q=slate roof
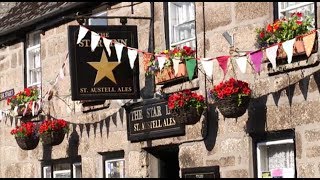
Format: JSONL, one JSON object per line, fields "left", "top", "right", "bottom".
{"left": 0, "top": 2, "right": 77, "bottom": 33}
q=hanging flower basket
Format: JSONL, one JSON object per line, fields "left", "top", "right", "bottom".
{"left": 210, "top": 78, "right": 252, "bottom": 118}
{"left": 168, "top": 89, "right": 206, "bottom": 125}
{"left": 15, "top": 136, "right": 39, "bottom": 150}
{"left": 215, "top": 95, "right": 250, "bottom": 118}
{"left": 11, "top": 121, "right": 39, "bottom": 150}
{"left": 171, "top": 107, "right": 204, "bottom": 125}
{"left": 39, "top": 119, "right": 69, "bottom": 146}
{"left": 40, "top": 129, "right": 66, "bottom": 146}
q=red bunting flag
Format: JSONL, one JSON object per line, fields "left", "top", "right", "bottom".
{"left": 216, "top": 56, "right": 230, "bottom": 76}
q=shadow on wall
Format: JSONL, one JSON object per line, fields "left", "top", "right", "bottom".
{"left": 204, "top": 104, "right": 218, "bottom": 151}
{"left": 246, "top": 68, "right": 320, "bottom": 133}
{"left": 67, "top": 124, "right": 80, "bottom": 157}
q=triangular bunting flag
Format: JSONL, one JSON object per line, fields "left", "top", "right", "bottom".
{"left": 143, "top": 53, "right": 153, "bottom": 72}
{"left": 172, "top": 58, "right": 180, "bottom": 76}
{"left": 186, "top": 58, "right": 197, "bottom": 80}
{"left": 91, "top": 31, "right": 100, "bottom": 52}
{"left": 249, "top": 50, "right": 263, "bottom": 73}
{"left": 127, "top": 48, "right": 138, "bottom": 69}
{"left": 77, "top": 26, "right": 88, "bottom": 44}
{"left": 102, "top": 37, "right": 112, "bottom": 56}
{"left": 200, "top": 58, "right": 213, "bottom": 78}
{"left": 235, "top": 56, "right": 247, "bottom": 73}
{"left": 59, "top": 67, "right": 65, "bottom": 79}
{"left": 303, "top": 31, "right": 316, "bottom": 57}
{"left": 114, "top": 43, "right": 124, "bottom": 63}
{"left": 266, "top": 45, "right": 278, "bottom": 70}
{"left": 282, "top": 38, "right": 295, "bottom": 64}
{"left": 157, "top": 56, "right": 166, "bottom": 70}
{"left": 216, "top": 56, "right": 229, "bottom": 76}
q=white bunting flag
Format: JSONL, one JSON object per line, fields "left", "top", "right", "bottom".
{"left": 114, "top": 43, "right": 124, "bottom": 63}
{"left": 102, "top": 37, "right": 112, "bottom": 56}
{"left": 127, "top": 48, "right": 138, "bottom": 69}
{"left": 235, "top": 56, "right": 248, "bottom": 73}
{"left": 282, "top": 38, "right": 295, "bottom": 64}
{"left": 91, "top": 31, "right": 100, "bottom": 52}
{"left": 266, "top": 45, "right": 278, "bottom": 70}
{"left": 200, "top": 58, "right": 213, "bottom": 78}
{"left": 59, "top": 67, "right": 65, "bottom": 79}
{"left": 157, "top": 56, "right": 166, "bottom": 70}
{"left": 76, "top": 26, "right": 88, "bottom": 44}
{"left": 172, "top": 58, "right": 180, "bottom": 76}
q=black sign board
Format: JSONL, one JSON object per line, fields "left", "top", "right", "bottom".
{"left": 181, "top": 166, "right": 220, "bottom": 178}
{"left": 68, "top": 25, "right": 140, "bottom": 100}
{"left": 0, "top": 89, "right": 14, "bottom": 101}
{"left": 125, "top": 98, "right": 185, "bottom": 142}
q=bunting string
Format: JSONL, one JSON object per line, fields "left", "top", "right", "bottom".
{"left": 78, "top": 24, "right": 319, "bottom": 80}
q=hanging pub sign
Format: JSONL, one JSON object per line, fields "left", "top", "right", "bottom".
{"left": 125, "top": 98, "right": 185, "bottom": 142}
{"left": 68, "top": 25, "right": 140, "bottom": 100}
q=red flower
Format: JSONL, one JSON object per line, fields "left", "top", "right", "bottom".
{"left": 210, "top": 78, "right": 251, "bottom": 100}
{"left": 167, "top": 90, "right": 206, "bottom": 111}
{"left": 10, "top": 122, "right": 36, "bottom": 138}
{"left": 259, "top": 31, "right": 265, "bottom": 38}
{"left": 39, "top": 119, "right": 69, "bottom": 135}
{"left": 266, "top": 24, "right": 273, "bottom": 33}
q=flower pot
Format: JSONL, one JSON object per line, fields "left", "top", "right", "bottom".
{"left": 15, "top": 136, "right": 39, "bottom": 150}
{"left": 171, "top": 107, "right": 204, "bottom": 125}
{"left": 40, "top": 130, "right": 66, "bottom": 146}
{"left": 155, "top": 67, "right": 175, "bottom": 84}
{"left": 215, "top": 95, "right": 250, "bottom": 118}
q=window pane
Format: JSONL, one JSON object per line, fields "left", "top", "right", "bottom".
{"left": 89, "top": 11, "right": 108, "bottom": 26}
{"left": 169, "top": 2, "right": 196, "bottom": 48}
{"left": 278, "top": 2, "right": 315, "bottom": 27}
{"left": 105, "top": 159, "right": 125, "bottom": 178}
{"left": 257, "top": 141, "right": 295, "bottom": 178}
{"left": 73, "top": 163, "right": 82, "bottom": 178}
{"left": 43, "top": 166, "right": 52, "bottom": 178}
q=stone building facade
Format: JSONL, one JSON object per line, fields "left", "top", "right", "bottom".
{"left": 0, "top": 2, "right": 319, "bottom": 178}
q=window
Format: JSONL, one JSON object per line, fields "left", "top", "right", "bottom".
{"left": 252, "top": 130, "right": 296, "bottom": 178}
{"left": 105, "top": 159, "right": 125, "bottom": 178}
{"left": 101, "top": 150, "right": 125, "bottom": 178}
{"left": 257, "top": 139, "right": 295, "bottom": 178}
{"left": 42, "top": 157, "right": 82, "bottom": 178}
{"left": 89, "top": 5, "right": 108, "bottom": 26}
{"left": 26, "top": 32, "right": 41, "bottom": 88}
{"left": 277, "top": 2, "right": 316, "bottom": 27}
{"left": 168, "top": 2, "right": 196, "bottom": 49}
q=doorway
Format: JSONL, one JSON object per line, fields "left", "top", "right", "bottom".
{"left": 145, "top": 145, "right": 180, "bottom": 178}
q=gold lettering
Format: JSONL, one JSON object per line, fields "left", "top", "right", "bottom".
{"left": 133, "top": 123, "right": 140, "bottom": 131}
{"left": 131, "top": 109, "right": 143, "bottom": 121}
{"left": 80, "top": 88, "right": 87, "bottom": 93}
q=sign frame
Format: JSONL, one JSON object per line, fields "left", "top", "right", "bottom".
{"left": 181, "top": 166, "right": 220, "bottom": 178}
{"left": 125, "top": 98, "right": 185, "bottom": 142}
{"left": 68, "top": 25, "right": 140, "bottom": 100}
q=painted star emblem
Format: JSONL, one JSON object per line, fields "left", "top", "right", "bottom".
{"left": 87, "top": 49, "right": 120, "bottom": 85}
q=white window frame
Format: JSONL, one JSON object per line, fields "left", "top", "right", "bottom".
{"left": 26, "top": 33, "right": 41, "bottom": 88}
{"left": 278, "top": 2, "right": 315, "bottom": 20}
{"left": 257, "top": 139, "right": 295, "bottom": 178}
{"left": 43, "top": 166, "right": 51, "bottom": 178}
{"left": 72, "top": 162, "right": 82, "bottom": 178}
{"left": 105, "top": 158, "right": 125, "bottom": 178}
{"left": 168, "top": 2, "right": 196, "bottom": 48}
{"left": 53, "top": 169, "right": 71, "bottom": 178}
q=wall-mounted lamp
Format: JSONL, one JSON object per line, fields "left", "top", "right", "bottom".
{"left": 222, "top": 31, "right": 234, "bottom": 47}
